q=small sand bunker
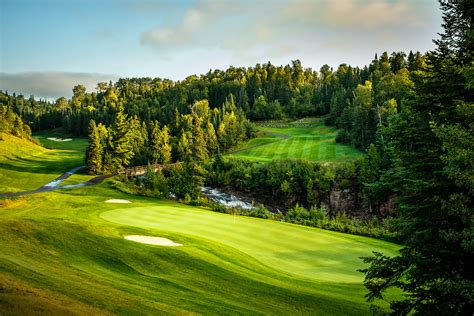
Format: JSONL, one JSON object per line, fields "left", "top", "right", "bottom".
{"left": 125, "top": 235, "right": 182, "bottom": 246}
{"left": 105, "top": 199, "right": 132, "bottom": 204}
{"left": 47, "top": 137, "right": 73, "bottom": 142}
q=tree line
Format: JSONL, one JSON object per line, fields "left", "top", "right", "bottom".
{"left": 1, "top": 50, "right": 423, "bottom": 148}
{"left": 0, "top": 100, "right": 32, "bottom": 140}
{"left": 86, "top": 97, "right": 253, "bottom": 174}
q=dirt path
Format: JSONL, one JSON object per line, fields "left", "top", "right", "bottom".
{"left": 228, "top": 131, "right": 290, "bottom": 155}
{"left": 0, "top": 166, "right": 111, "bottom": 198}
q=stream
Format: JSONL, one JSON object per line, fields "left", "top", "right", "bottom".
{"left": 201, "top": 187, "right": 254, "bottom": 210}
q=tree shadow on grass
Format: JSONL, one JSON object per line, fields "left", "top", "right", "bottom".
{"left": 0, "top": 152, "right": 83, "bottom": 175}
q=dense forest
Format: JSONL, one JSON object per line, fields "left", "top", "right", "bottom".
{"left": 0, "top": 50, "right": 423, "bottom": 151}
{"left": 0, "top": 0, "right": 472, "bottom": 314}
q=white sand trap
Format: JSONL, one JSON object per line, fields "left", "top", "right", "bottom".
{"left": 105, "top": 199, "right": 132, "bottom": 204}
{"left": 124, "top": 235, "right": 182, "bottom": 246}
{"left": 47, "top": 137, "right": 72, "bottom": 142}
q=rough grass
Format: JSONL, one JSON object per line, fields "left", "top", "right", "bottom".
{"left": 0, "top": 131, "right": 399, "bottom": 314}
{"left": 228, "top": 119, "right": 363, "bottom": 162}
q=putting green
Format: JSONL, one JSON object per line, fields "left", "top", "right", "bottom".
{"left": 101, "top": 202, "right": 399, "bottom": 283}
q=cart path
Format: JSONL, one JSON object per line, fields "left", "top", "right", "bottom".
{"left": 0, "top": 165, "right": 111, "bottom": 197}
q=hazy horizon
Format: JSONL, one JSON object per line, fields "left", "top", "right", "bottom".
{"left": 0, "top": 0, "right": 442, "bottom": 99}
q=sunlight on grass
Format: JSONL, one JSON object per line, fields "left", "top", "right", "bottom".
{"left": 228, "top": 119, "right": 363, "bottom": 162}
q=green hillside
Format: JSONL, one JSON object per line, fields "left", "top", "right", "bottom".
{"left": 0, "top": 133, "right": 87, "bottom": 193}
{"left": 0, "top": 132, "right": 399, "bottom": 314}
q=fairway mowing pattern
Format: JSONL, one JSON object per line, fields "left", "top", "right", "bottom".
{"left": 228, "top": 119, "right": 363, "bottom": 162}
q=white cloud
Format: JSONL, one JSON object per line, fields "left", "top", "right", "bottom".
{"left": 0, "top": 72, "right": 119, "bottom": 100}
{"left": 139, "top": 0, "right": 439, "bottom": 67}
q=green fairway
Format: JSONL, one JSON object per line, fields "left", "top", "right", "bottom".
{"left": 0, "top": 133, "right": 86, "bottom": 193}
{"left": 228, "top": 118, "right": 363, "bottom": 162}
{"left": 33, "top": 130, "right": 89, "bottom": 152}
{"left": 0, "top": 132, "right": 399, "bottom": 314}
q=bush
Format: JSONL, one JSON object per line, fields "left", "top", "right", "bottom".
{"left": 285, "top": 204, "right": 396, "bottom": 240}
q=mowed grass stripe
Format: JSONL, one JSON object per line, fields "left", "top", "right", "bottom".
{"left": 229, "top": 119, "right": 363, "bottom": 162}
{"left": 302, "top": 136, "right": 315, "bottom": 159}
{"left": 311, "top": 138, "right": 320, "bottom": 160}
{"left": 273, "top": 138, "right": 289, "bottom": 160}
{"left": 326, "top": 143, "right": 337, "bottom": 160}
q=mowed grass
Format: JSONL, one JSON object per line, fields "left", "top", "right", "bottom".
{"left": 33, "top": 130, "right": 89, "bottom": 152}
{"left": 0, "top": 133, "right": 87, "bottom": 193}
{"left": 0, "top": 186, "right": 400, "bottom": 315}
{"left": 0, "top": 132, "right": 400, "bottom": 314}
{"left": 228, "top": 119, "right": 363, "bottom": 162}
{"left": 101, "top": 203, "right": 399, "bottom": 283}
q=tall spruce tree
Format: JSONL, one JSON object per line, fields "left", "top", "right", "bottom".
{"left": 109, "top": 104, "right": 134, "bottom": 171}
{"left": 360, "top": 1, "right": 474, "bottom": 314}
{"left": 86, "top": 120, "right": 103, "bottom": 174}
{"left": 151, "top": 121, "right": 172, "bottom": 164}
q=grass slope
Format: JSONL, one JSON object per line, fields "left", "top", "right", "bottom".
{"left": 0, "top": 132, "right": 88, "bottom": 193}
{"left": 228, "top": 119, "right": 363, "bottom": 162}
{"left": 101, "top": 203, "right": 399, "bottom": 283}
{"left": 0, "top": 131, "right": 399, "bottom": 314}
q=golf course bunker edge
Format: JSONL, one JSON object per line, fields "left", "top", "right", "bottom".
{"left": 124, "top": 235, "right": 182, "bottom": 247}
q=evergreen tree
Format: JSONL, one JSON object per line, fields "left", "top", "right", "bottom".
{"left": 109, "top": 105, "right": 134, "bottom": 171}
{"left": 177, "top": 130, "right": 192, "bottom": 162}
{"left": 151, "top": 122, "right": 172, "bottom": 164}
{"left": 159, "top": 125, "right": 172, "bottom": 164}
{"left": 86, "top": 120, "right": 103, "bottom": 174}
{"left": 190, "top": 115, "right": 208, "bottom": 161}
{"left": 361, "top": 1, "right": 474, "bottom": 314}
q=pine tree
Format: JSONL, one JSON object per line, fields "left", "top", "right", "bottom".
{"left": 360, "top": 1, "right": 474, "bottom": 314}
{"left": 151, "top": 122, "right": 172, "bottom": 164}
{"left": 109, "top": 105, "right": 134, "bottom": 172}
{"left": 86, "top": 120, "right": 103, "bottom": 174}
{"left": 159, "top": 125, "right": 172, "bottom": 164}
{"left": 190, "top": 115, "right": 208, "bottom": 161}
{"left": 206, "top": 122, "right": 219, "bottom": 154}
{"left": 177, "top": 130, "right": 192, "bottom": 162}
{"left": 150, "top": 121, "right": 161, "bottom": 164}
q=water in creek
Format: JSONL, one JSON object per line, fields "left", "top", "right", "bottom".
{"left": 201, "top": 187, "right": 254, "bottom": 210}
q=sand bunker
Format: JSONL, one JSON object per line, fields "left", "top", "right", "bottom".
{"left": 124, "top": 235, "right": 182, "bottom": 246}
{"left": 47, "top": 137, "right": 72, "bottom": 142}
{"left": 105, "top": 199, "right": 132, "bottom": 204}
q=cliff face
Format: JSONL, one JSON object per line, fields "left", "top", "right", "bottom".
{"left": 323, "top": 184, "right": 396, "bottom": 218}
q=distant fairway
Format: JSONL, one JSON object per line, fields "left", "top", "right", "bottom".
{"left": 0, "top": 133, "right": 88, "bottom": 193}
{"left": 228, "top": 119, "right": 363, "bottom": 162}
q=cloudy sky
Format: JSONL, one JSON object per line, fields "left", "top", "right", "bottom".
{"left": 0, "top": 0, "right": 442, "bottom": 99}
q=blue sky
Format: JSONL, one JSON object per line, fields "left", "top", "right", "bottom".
{"left": 0, "top": 0, "right": 442, "bottom": 99}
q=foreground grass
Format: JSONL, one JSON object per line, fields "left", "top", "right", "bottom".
{"left": 228, "top": 118, "right": 363, "bottom": 162}
{"left": 0, "top": 132, "right": 399, "bottom": 314}
{"left": 0, "top": 185, "right": 399, "bottom": 315}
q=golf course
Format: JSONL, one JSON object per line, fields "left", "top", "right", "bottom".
{"left": 0, "top": 131, "right": 400, "bottom": 314}
{"left": 227, "top": 118, "right": 363, "bottom": 162}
